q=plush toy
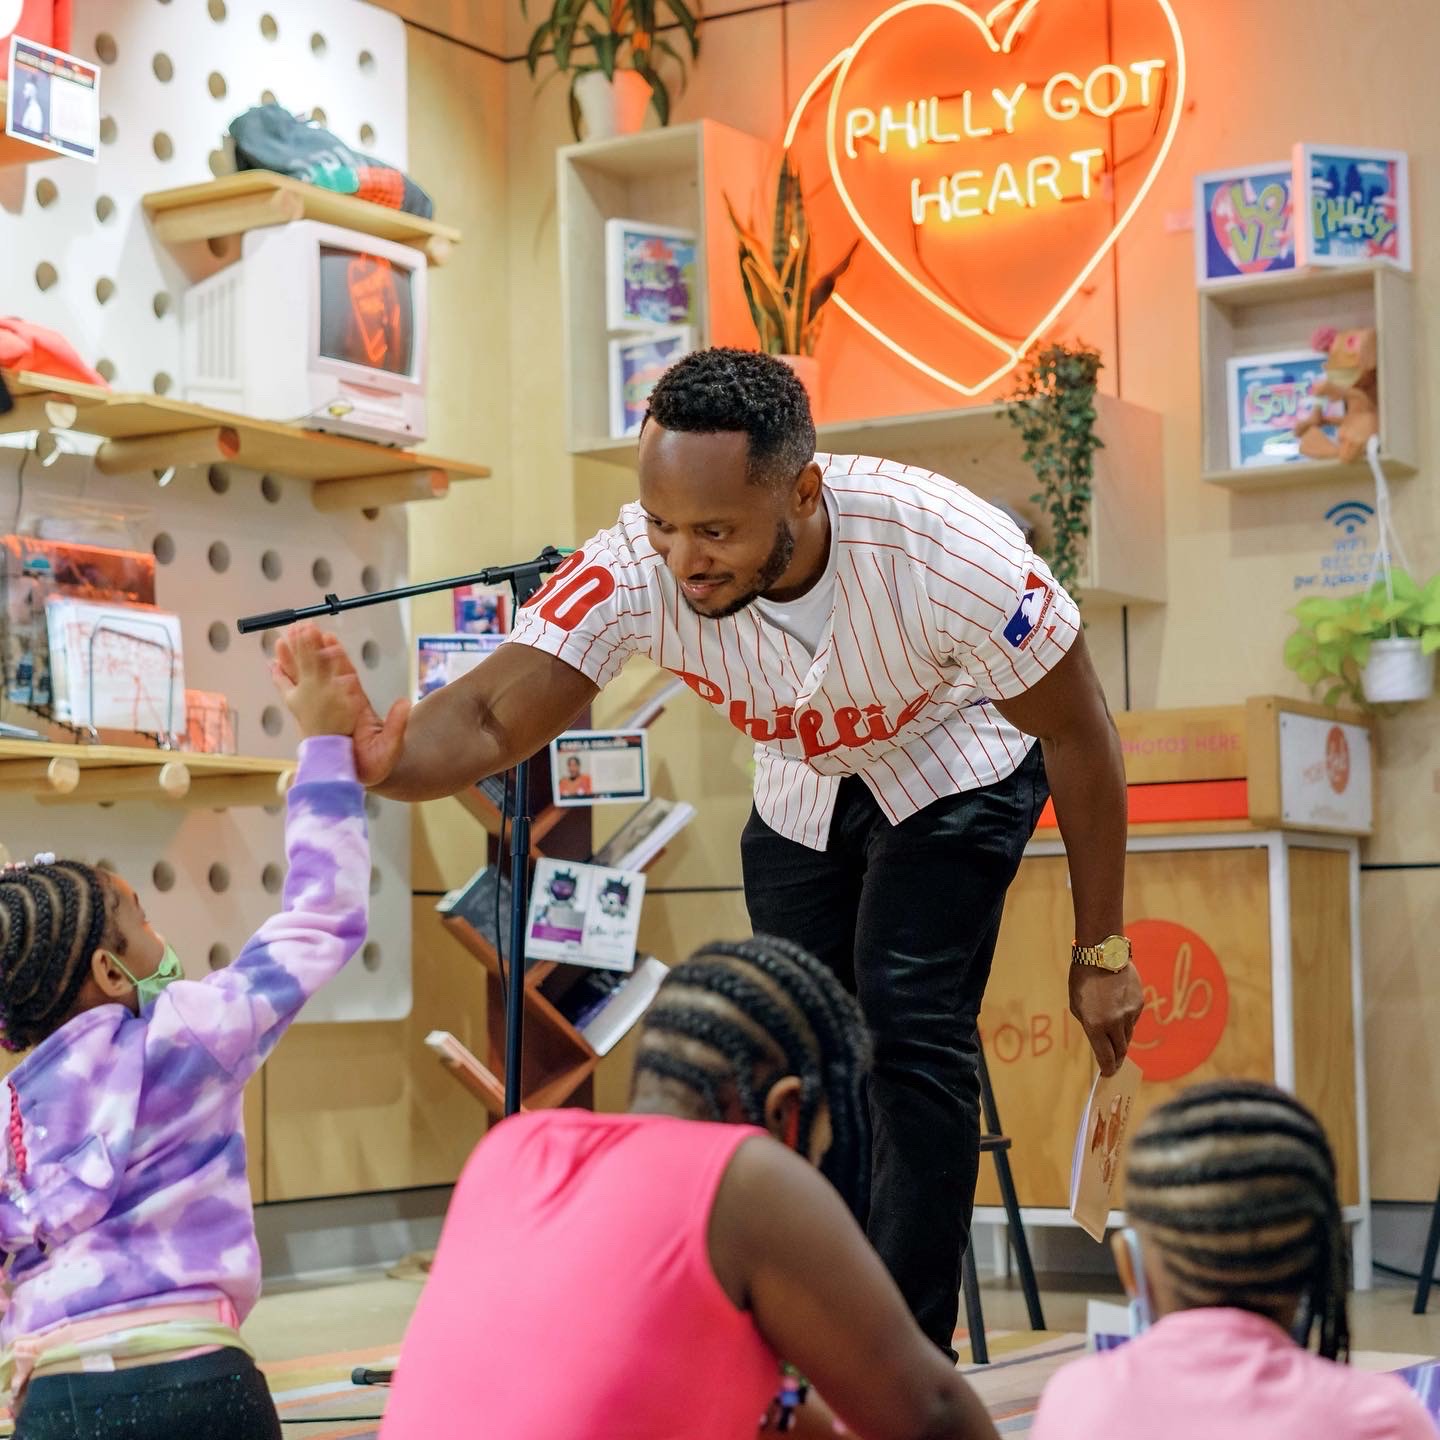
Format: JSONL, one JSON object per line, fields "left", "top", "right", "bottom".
{"left": 1293, "top": 324, "right": 1378, "bottom": 463}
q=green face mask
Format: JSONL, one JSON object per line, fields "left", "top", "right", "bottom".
{"left": 110, "top": 941, "right": 183, "bottom": 1010}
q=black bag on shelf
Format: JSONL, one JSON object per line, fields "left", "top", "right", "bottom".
{"left": 229, "top": 103, "right": 434, "bottom": 219}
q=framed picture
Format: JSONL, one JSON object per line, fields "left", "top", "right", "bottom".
{"left": 1226, "top": 349, "right": 1340, "bottom": 470}
{"left": 549, "top": 730, "right": 649, "bottom": 808}
{"left": 604, "top": 219, "right": 698, "bottom": 330}
{"left": 6, "top": 34, "right": 99, "bottom": 162}
{"left": 1294, "top": 144, "right": 1410, "bottom": 270}
{"left": 608, "top": 327, "right": 693, "bottom": 438}
{"left": 1193, "top": 163, "right": 1295, "bottom": 286}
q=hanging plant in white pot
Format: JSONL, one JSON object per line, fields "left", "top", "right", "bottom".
{"left": 521, "top": 0, "right": 700, "bottom": 141}
{"left": 1283, "top": 439, "right": 1439, "bottom": 707}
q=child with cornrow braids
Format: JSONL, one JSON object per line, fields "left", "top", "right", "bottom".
{"left": 381, "top": 935, "right": 1000, "bottom": 1440}
{"left": 0, "top": 626, "right": 377, "bottom": 1440}
{"left": 1032, "top": 1080, "right": 1434, "bottom": 1440}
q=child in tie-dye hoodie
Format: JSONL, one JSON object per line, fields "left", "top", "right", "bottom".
{"left": 0, "top": 626, "right": 372, "bottom": 1440}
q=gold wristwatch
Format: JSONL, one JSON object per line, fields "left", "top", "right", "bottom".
{"left": 1071, "top": 934, "right": 1133, "bottom": 971}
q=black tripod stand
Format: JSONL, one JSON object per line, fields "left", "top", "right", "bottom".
{"left": 238, "top": 544, "right": 570, "bottom": 1119}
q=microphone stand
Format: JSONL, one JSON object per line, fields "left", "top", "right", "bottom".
{"left": 237, "top": 545, "right": 571, "bottom": 1119}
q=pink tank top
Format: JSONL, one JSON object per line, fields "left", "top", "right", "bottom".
{"left": 380, "top": 1110, "right": 782, "bottom": 1440}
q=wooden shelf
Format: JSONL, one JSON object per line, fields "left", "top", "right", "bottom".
{"left": 1203, "top": 451, "right": 1418, "bottom": 493}
{"left": 1199, "top": 262, "right": 1408, "bottom": 309}
{"left": 559, "top": 120, "right": 771, "bottom": 452}
{"left": 141, "top": 172, "right": 462, "bottom": 266}
{"left": 579, "top": 395, "right": 1167, "bottom": 609}
{"left": 0, "top": 83, "right": 60, "bottom": 168}
{"left": 0, "top": 369, "right": 489, "bottom": 508}
{"left": 0, "top": 740, "right": 294, "bottom": 808}
{"left": 1199, "top": 262, "right": 1417, "bottom": 490}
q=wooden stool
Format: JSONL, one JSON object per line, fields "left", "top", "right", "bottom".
{"left": 961, "top": 1049, "right": 1045, "bottom": 1364}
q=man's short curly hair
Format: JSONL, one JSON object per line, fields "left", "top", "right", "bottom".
{"left": 644, "top": 348, "right": 816, "bottom": 487}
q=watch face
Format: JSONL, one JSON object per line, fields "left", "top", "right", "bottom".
{"left": 1100, "top": 936, "right": 1132, "bottom": 970}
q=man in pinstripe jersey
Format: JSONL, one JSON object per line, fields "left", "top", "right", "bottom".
{"left": 291, "top": 349, "right": 1142, "bottom": 1355}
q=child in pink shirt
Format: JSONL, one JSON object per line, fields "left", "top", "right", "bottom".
{"left": 1032, "top": 1081, "right": 1435, "bottom": 1440}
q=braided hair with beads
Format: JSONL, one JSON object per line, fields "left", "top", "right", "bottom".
{"left": 633, "top": 934, "right": 871, "bottom": 1214}
{"left": 0, "top": 859, "right": 122, "bottom": 1054}
{"left": 1124, "top": 1079, "right": 1350, "bottom": 1360}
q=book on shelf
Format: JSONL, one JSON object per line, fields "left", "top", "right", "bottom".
{"left": 544, "top": 955, "right": 669, "bottom": 1056}
{"left": 589, "top": 796, "right": 695, "bottom": 872}
{"left": 438, "top": 863, "right": 546, "bottom": 974}
{"left": 526, "top": 858, "right": 645, "bottom": 972}
{"left": 417, "top": 632, "right": 503, "bottom": 700}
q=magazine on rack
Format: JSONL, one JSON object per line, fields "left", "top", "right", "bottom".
{"left": 589, "top": 797, "right": 695, "bottom": 872}
{"left": 526, "top": 858, "right": 645, "bottom": 972}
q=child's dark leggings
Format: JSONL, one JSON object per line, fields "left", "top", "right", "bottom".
{"left": 14, "top": 1347, "right": 281, "bottom": 1440}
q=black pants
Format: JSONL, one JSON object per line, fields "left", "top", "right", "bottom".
{"left": 742, "top": 745, "right": 1048, "bottom": 1354}
{"left": 15, "top": 1347, "right": 282, "bottom": 1440}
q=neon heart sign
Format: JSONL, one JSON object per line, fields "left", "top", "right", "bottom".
{"left": 784, "top": 0, "right": 1186, "bottom": 397}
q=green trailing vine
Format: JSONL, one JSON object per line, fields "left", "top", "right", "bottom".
{"left": 1004, "top": 342, "right": 1104, "bottom": 601}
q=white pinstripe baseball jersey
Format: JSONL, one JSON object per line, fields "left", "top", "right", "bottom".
{"left": 508, "top": 454, "right": 1081, "bottom": 851}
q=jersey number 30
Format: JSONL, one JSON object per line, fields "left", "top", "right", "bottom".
{"left": 526, "top": 549, "right": 616, "bottom": 632}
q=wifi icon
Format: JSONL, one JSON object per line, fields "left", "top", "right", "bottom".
{"left": 1325, "top": 500, "right": 1373, "bottom": 535}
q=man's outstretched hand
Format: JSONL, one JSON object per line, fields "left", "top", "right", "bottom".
{"left": 273, "top": 622, "right": 410, "bottom": 786}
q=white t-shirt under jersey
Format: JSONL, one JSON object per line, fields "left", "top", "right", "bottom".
{"left": 752, "top": 487, "right": 840, "bottom": 657}
{"left": 507, "top": 454, "right": 1079, "bottom": 851}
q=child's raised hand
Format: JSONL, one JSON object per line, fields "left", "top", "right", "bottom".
{"left": 272, "top": 624, "right": 370, "bottom": 739}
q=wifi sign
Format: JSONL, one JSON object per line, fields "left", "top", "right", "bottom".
{"left": 1325, "top": 500, "right": 1373, "bottom": 535}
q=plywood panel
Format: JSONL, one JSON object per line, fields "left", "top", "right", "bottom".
{"left": 1362, "top": 867, "right": 1440, "bottom": 1202}
{"left": 1288, "top": 848, "right": 1359, "bottom": 1206}
{"left": 977, "top": 846, "right": 1274, "bottom": 1209}
{"left": 264, "top": 898, "right": 490, "bottom": 1200}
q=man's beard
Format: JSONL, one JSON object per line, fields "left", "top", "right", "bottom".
{"left": 682, "top": 521, "right": 795, "bottom": 619}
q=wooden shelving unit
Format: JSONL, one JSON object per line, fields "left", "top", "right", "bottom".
{"left": 558, "top": 120, "right": 771, "bottom": 453}
{"left": 1199, "top": 262, "right": 1417, "bottom": 492}
{"left": 142, "top": 172, "right": 462, "bottom": 266}
{"left": 576, "top": 395, "right": 1167, "bottom": 610}
{"left": 0, "top": 83, "right": 60, "bottom": 168}
{"left": 0, "top": 740, "right": 294, "bottom": 808}
{"left": 0, "top": 369, "right": 489, "bottom": 509}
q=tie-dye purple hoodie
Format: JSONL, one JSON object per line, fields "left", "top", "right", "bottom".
{"left": 0, "top": 735, "right": 367, "bottom": 1344}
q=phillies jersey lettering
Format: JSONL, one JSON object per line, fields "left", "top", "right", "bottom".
{"left": 509, "top": 455, "right": 1080, "bottom": 850}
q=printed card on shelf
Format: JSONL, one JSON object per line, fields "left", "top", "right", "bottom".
{"left": 604, "top": 219, "right": 697, "bottom": 330}
{"left": 44, "top": 598, "right": 185, "bottom": 737}
{"left": 526, "top": 859, "right": 645, "bottom": 972}
{"left": 1069, "top": 1057, "right": 1143, "bottom": 1242}
{"left": 550, "top": 729, "right": 649, "bottom": 808}
{"left": 416, "top": 632, "right": 503, "bottom": 699}
{"left": 1226, "top": 349, "right": 1340, "bottom": 469}
{"left": 1193, "top": 162, "right": 1295, "bottom": 286}
{"left": 608, "top": 328, "right": 694, "bottom": 438}
{"left": 1294, "top": 144, "right": 1410, "bottom": 270}
{"left": 6, "top": 34, "right": 99, "bottom": 162}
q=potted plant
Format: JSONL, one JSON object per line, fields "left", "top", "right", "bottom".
{"left": 1284, "top": 569, "right": 1440, "bottom": 707}
{"left": 1004, "top": 342, "right": 1105, "bottom": 601}
{"left": 521, "top": 0, "right": 700, "bottom": 141}
{"left": 726, "top": 155, "right": 860, "bottom": 412}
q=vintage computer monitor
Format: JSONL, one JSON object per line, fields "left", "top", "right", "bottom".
{"left": 182, "top": 219, "right": 428, "bottom": 446}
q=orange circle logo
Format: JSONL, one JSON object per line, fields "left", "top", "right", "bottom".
{"left": 1325, "top": 725, "right": 1350, "bottom": 794}
{"left": 1127, "top": 919, "right": 1229, "bottom": 1081}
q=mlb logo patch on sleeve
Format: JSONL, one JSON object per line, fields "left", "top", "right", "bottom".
{"left": 1000, "top": 572, "right": 1054, "bottom": 651}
